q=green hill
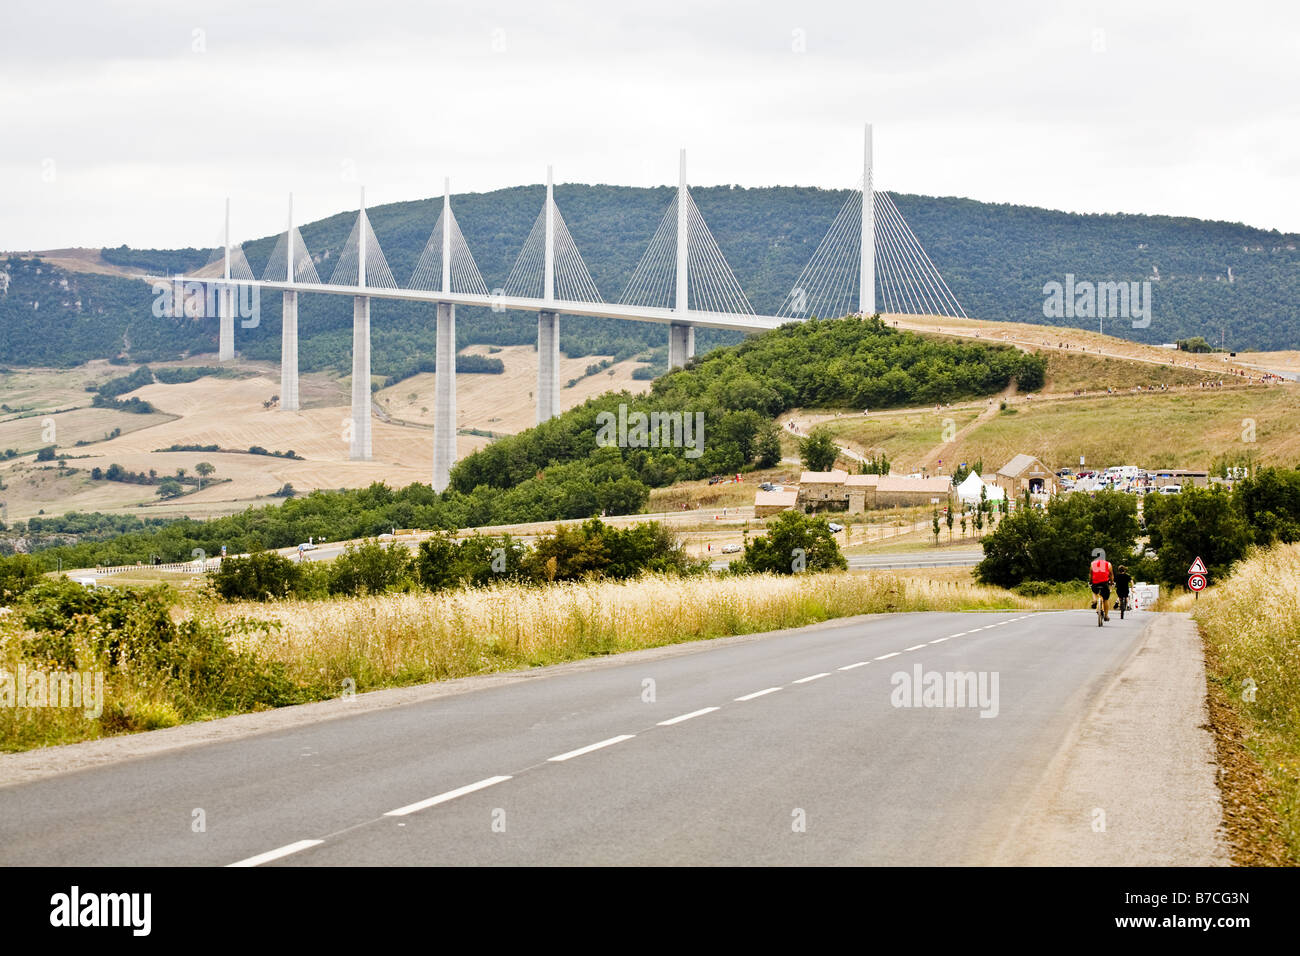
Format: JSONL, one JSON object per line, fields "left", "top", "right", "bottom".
{"left": 2, "top": 187, "right": 1297, "bottom": 372}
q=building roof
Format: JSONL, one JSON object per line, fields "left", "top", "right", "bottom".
{"left": 754, "top": 490, "right": 799, "bottom": 508}
{"left": 875, "top": 476, "right": 953, "bottom": 494}
{"left": 844, "top": 473, "right": 880, "bottom": 487}
{"left": 998, "top": 453, "right": 1046, "bottom": 478}
{"left": 799, "top": 469, "right": 849, "bottom": 484}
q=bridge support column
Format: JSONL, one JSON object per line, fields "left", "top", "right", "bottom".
{"left": 218, "top": 285, "right": 234, "bottom": 361}
{"left": 433, "top": 302, "right": 457, "bottom": 492}
{"left": 280, "top": 290, "right": 299, "bottom": 411}
{"left": 536, "top": 310, "right": 560, "bottom": 424}
{"left": 668, "top": 322, "right": 694, "bottom": 369}
{"left": 350, "top": 295, "right": 372, "bottom": 460}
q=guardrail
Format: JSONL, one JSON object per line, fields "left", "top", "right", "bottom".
{"left": 92, "top": 558, "right": 222, "bottom": 576}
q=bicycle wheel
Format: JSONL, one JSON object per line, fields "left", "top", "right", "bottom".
{"left": 1097, "top": 600, "right": 1104, "bottom": 626}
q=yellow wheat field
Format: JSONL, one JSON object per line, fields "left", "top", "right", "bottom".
{"left": 209, "top": 571, "right": 1054, "bottom": 693}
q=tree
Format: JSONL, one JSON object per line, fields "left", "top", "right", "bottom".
{"left": 753, "top": 420, "right": 783, "bottom": 469}
{"left": 799, "top": 427, "right": 838, "bottom": 472}
{"left": 738, "top": 510, "right": 847, "bottom": 575}
{"left": 945, "top": 507, "right": 954, "bottom": 541}
{"left": 328, "top": 540, "right": 414, "bottom": 596}
{"left": 36, "top": 445, "right": 56, "bottom": 462}
{"left": 1144, "top": 486, "right": 1254, "bottom": 586}
{"left": 175, "top": 467, "right": 187, "bottom": 479}
{"left": 932, "top": 508, "right": 941, "bottom": 545}
{"left": 195, "top": 462, "right": 215, "bottom": 487}
{"left": 1234, "top": 467, "right": 1300, "bottom": 545}
{"left": 210, "top": 550, "right": 301, "bottom": 601}
{"left": 156, "top": 479, "right": 184, "bottom": 498}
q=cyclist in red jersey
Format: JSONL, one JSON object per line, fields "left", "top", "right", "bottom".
{"left": 1089, "top": 555, "right": 1114, "bottom": 621}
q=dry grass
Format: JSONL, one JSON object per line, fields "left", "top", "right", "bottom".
{"left": 211, "top": 571, "right": 1059, "bottom": 694}
{"left": 1191, "top": 542, "right": 1300, "bottom": 863}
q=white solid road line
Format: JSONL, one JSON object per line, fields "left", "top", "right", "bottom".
{"left": 950, "top": 632, "right": 968, "bottom": 637}
{"left": 384, "top": 775, "right": 513, "bottom": 817}
{"left": 658, "top": 707, "right": 720, "bottom": 726}
{"left": 929, "top": 637, "right": 948, "bottom": 644}
{"left": 548, "top": 734, "right": 636, "bottom": 762}
{"left": 838, "top": 661, "right": 871, "bottom": 671}
{"left": 735, "top": 687, "right": 782, "bottom": 701}
{"left": 904, "top": 644, "right": 928, "bottom": 651}
{"left": 874, "top": 652, "right": 901, "bottom": 660}
{"left": 793, "top": 672, "right": 831, "bottom": 683}
{"left": 227, "top": 839, "right": 324, "bottom": 868}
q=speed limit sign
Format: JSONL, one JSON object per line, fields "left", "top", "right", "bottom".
{"left": 1188, "top": 573, "right": 1207, "bottom": 592}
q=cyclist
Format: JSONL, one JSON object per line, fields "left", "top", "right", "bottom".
{"left": 1114, "top": 564, "right": 1132, "bottom": 614}
{"left": 1089, "top": 554, "right": 1114, "bottom": 621}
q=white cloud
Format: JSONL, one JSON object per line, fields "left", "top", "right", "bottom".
{"left": 2, "top": 0, "right": 1297, "bottom": 250}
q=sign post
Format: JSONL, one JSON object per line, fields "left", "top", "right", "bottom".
{"left": 1188, "top": 556, "right": 1208, "bottom": 600}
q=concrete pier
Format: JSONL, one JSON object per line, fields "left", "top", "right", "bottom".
{"left": 218, "top": 286, "right": 234, "bottom": 361}
{"left": 280, "top": 290, "right": 299, "bottom": 411}
{"left": 432, "top": 302, "right": 457, "bottom": 491}
{"left": 668, "top": 322, "right": 694, "bottom": 369}
{"left": 536, "top": 310, "right": 560, "bottom": 423}
{"left": 350, "top": 295, "right": 372, "bottom": 460}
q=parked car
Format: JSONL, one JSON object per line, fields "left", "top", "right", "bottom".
{"left": 827, "top": 522, "right": 844, "bottom": 533}
{"left": 759, "top": 482, "right": 775, "bottom": 491}
{"left": 1159, "top": 485, "right": 1182, "bottom": 495}
{"left": 299, "top": 541, "right": 318, "bottom": 551}
{"left": 721, "top": 543, "right": 742, "bottom": 554}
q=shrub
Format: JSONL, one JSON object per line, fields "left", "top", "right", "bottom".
{"left": 328, "top": 540, "right": 414, "bottom": 596}
{"left": 737, "top": 510, "right": 847, "bottom": 575}
{"left": 210, "top": 550, "right": 302, "bottom": 601}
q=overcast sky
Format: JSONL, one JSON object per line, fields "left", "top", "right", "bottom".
{"left": 2, "top": 0, "right": 1297, "bottom": 250}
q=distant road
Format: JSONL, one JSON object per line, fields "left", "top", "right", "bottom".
{"left": 0, "top": 608, "right": 1165, "bottom": 865}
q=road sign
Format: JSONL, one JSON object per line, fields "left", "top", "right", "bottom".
{"left": 1188, "top": 573, "right": 1207, "bottom": 592}
{"left": 1188, "top": 556, "right": 1207, "bottom": 575}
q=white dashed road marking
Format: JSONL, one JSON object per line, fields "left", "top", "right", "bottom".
{"left": 227, "top": 840, "right": 324, "bottom": 868}
{"left": 875, "top": 652, "right": 900, "bottom": 661}
{"left": 385, "top": 775, "right": 513, "bottom": 817}
{"left": 838, "top": 661, "right": 871, "bottom": 671}
{"left": 658, "top": 707, "right": 719, "bottom": 726}
{"left": 548, "top": 735, "right": 636, "bottom": 762}
{"left": 735, "top": 687, "right": 782, "bottom": 701}
{"left": 793, "top": 672, "right": 831, "bottom": 684}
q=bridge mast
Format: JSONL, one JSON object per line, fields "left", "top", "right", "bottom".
{"left": 350, "top": 186, "right": 373, "bottom": 460}
{"left": 218, "top": 197, "right": 235, "bottom": 361}
{"left": 537, "top": 165, "right": 560, "bottom": 424}
{"left": 668, "top": 148, "right": 694, "bottom": 368}
{"left": 281, "top": 192, "right": 300, "bottom": 412}
{"left": 860, "top": 122, "right": 875, "bottom": 315}
{"left": 433, "top": 178, "right": 458, "bottom": 491}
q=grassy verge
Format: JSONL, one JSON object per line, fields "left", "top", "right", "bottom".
{"left": 2, "top": 570, "right": 1066, "bottom": 753}
{"left": 1188, "top": 543, "right": 1300, "bottom": 865}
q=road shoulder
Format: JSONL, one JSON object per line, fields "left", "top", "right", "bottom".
{"left": 990, "top": 612, "right": 1230, "bottom": 865}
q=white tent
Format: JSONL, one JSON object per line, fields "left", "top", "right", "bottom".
{"left": 956, "top": 471, "right": 1005, "bottom": 504}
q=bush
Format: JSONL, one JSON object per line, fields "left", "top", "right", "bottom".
{"left": 36, "top": 445, "right": 56, "bottom": 462}
{"left": 1144, "top": 485, "right": 1254, "bottom": 587}
{"left": 737, "top": 510, "right": 848, "bottom": 575}
{"left": 328, "top": 540, "right": 414, "bottom": 596}
{"left": 210, "top": 550, "right": 302, "bottom": 601}
{"left": 0, "top": 554, "right": 45, "bottom": 605}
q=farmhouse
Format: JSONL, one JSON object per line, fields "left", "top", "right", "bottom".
{"left": 993, "top": 454, "right": 1057, "bottom": 497}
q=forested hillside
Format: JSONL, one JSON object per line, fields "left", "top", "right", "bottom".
{"left": 3, "top": 187, "right": 1297, "bottom": 372}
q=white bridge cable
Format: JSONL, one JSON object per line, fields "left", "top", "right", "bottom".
{"left": 779, "top": 185, "right": 967, "bottom": 319}
{"left": 260, "top": 228, "right": 321, "bottom": 284}
{"left": 502, "top": 201, "right": 603, "bottom": 302}
{"left": 620, "top": 197, "right": 678, "bottom": 308}
{"left": 407, "top": 207, "right": 490, "bottom": 296}
{"left": 685, "top": 194, "right": 754, "bottom": 314}
{"left": 877, "top": 191, "right": 967, "bottom": 318}
{"left": 328, "top": 211, "right": 398, "bottom": 288}
{"left": 620, "top": 190, "right": 754, "bottom": 314}
{"left": 777, "top": 183, "right": 861, "bottom": 320}
{"left": 202, "top": 232, "right": 257, "bottom": 282}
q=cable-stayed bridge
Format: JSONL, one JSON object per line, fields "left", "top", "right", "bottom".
{"left": 161, "top": 124, "right": 966, "bottom": 491}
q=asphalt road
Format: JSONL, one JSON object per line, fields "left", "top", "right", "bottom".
{"left": 0, "top": 607, "right": 1157, "bottom": 866}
